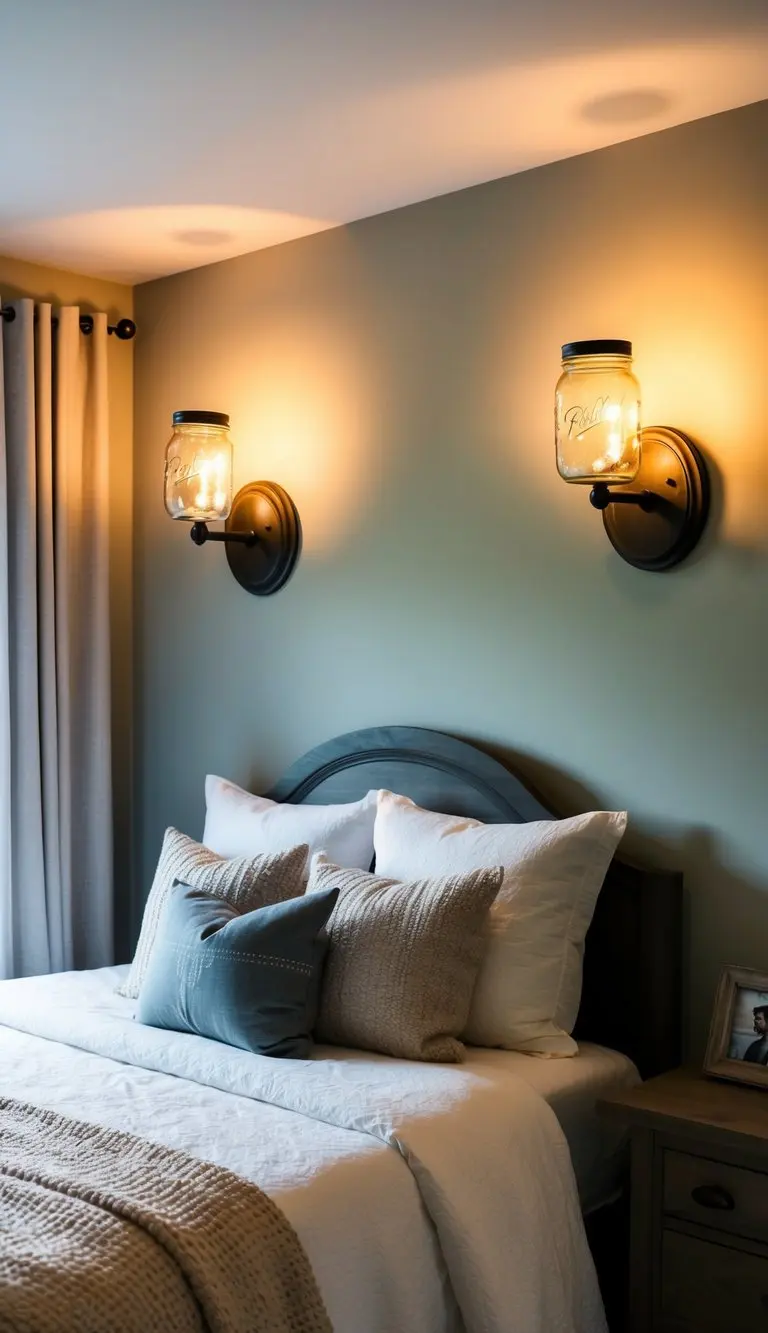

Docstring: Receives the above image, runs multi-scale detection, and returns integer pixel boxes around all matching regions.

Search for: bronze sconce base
[588,427,709,572]
[190,481,301,595]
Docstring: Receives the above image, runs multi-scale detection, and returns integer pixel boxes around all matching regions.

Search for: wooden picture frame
[704,965,768,1089]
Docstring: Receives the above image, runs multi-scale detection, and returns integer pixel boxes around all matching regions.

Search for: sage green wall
[0,254,135,959]
[135,101,767,1054]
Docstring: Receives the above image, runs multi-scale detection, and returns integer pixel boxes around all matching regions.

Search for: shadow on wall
[580,89,674,124]
[599,445,768,604]
[699,449,768,565]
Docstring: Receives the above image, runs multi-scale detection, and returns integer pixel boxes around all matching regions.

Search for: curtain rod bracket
[79,314,136,340]
[0,306,135,340]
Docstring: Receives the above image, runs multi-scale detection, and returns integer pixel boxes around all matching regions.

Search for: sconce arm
[589,482,656,514]
[190,521,258,548]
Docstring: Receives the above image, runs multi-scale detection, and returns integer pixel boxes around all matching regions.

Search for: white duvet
[0,967,607,1333]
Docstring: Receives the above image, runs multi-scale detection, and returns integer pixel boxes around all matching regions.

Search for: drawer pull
[691,1184,735,1211]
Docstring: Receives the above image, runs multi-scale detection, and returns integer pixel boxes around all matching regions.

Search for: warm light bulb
[195,461,211,511]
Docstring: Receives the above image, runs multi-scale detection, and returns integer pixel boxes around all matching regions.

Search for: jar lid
[561,339,632,360]
[172,410,230,428]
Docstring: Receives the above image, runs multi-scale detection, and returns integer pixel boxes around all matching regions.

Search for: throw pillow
[204,776,378,870]
[309,853,503,1062]
[118,828,308,999]
[373,791,627,1056]
[137,885,339,1058]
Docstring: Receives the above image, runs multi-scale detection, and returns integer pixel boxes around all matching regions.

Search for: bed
[0,726,683,1332]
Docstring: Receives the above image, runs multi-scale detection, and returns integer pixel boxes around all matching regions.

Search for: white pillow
[204,776,378,870]
[373,791,627,1057]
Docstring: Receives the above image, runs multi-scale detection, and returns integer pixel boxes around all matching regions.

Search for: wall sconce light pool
[164,411,300,595]
[555,340,709,571]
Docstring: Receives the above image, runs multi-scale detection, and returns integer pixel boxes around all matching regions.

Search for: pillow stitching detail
[169,942,313,975]
[119,834,309,998]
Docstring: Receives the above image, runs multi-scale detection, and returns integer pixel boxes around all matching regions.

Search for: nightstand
[599,1067,768,1333]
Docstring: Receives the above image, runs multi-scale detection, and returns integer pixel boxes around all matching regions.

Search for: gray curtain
[0,300,112,976]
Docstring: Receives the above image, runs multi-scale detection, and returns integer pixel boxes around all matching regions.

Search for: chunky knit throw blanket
[0,1096,332,1333]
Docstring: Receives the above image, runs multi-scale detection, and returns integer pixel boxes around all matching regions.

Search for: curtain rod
[0,306,136,340]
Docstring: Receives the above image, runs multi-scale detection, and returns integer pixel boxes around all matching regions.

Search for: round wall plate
[225,481,301,595]
[602,427,709,571]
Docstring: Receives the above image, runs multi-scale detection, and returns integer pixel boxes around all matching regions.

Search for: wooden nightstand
[599,1067,768,1333]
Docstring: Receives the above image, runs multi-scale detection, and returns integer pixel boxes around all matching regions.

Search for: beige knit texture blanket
[0,1096,332,1333]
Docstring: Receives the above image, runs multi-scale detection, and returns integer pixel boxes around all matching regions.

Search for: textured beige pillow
[118,829,308,999]
[310,854,503,1062]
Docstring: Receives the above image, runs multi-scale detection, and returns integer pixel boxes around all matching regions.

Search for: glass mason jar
[164,410,234,521]
[555,340,641,485]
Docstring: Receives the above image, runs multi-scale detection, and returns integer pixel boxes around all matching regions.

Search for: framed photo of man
[705,965,768,1089]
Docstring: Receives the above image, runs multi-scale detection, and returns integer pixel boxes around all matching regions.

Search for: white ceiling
[1,0,766,285]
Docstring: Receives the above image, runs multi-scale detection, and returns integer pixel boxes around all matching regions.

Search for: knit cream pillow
[118,828,309,999]
[310,854,503,1062]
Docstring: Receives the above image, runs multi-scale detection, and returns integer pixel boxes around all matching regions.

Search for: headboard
[268,725,683,1079]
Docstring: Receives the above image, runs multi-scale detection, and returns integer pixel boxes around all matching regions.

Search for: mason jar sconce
[555,340,709,571]
[164,411,301,595]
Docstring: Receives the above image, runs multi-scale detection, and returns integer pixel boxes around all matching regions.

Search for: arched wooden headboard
[268,725,683,1078]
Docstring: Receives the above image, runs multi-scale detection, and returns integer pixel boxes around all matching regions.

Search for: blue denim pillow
[136,883,339,1058]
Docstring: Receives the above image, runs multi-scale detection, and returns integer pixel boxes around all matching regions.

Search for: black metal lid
[172,410,230,428]
[561,339,632,360]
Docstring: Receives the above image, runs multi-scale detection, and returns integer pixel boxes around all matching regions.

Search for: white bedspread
[0,967,607,1333]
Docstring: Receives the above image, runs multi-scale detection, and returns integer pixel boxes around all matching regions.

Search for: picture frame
[704,965,768,1090]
